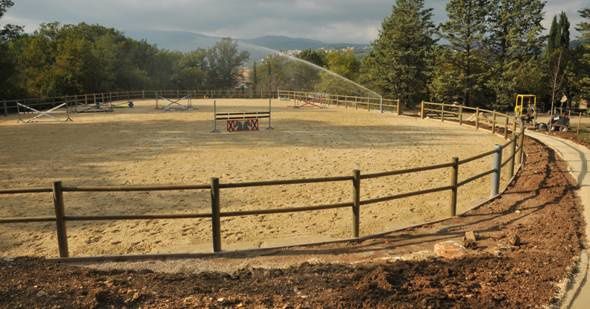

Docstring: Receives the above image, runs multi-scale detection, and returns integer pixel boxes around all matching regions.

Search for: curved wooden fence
[0,92,525,260]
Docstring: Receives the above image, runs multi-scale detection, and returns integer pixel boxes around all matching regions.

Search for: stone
[463,231,478,249]
[36,290,48,297]
[434,241,468,259]
[508,233,521,246]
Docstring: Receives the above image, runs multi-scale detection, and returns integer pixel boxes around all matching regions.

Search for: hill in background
[125,30,369,60]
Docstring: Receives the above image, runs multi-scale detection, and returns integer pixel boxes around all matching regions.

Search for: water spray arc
[238,41,384,113]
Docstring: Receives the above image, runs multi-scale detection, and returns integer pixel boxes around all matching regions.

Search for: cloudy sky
[2,0,587,43]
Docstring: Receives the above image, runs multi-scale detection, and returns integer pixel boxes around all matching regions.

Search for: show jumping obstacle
[291,94,327,109]
[17,102,73,123]
[155,95,193,111]
[211,100,272,132]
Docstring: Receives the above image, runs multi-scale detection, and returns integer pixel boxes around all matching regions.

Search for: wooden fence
[0,96,525,260]
[0,89,279,116]
[278,90,401,114]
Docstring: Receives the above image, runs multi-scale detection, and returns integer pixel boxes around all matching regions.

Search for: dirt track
[0,137,584,308]
[0,99,509,257]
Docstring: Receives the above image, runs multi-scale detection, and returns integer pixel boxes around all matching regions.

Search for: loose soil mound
[0,138,583,307]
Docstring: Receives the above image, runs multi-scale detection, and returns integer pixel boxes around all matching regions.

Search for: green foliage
[485,0,546,109]
[255,55,320,93]
[577,8,590,100]
[438,0,489,106]
[360,0,436,106]
[546,12,573,112]
[0,20,249,99]
[298,49,327,67]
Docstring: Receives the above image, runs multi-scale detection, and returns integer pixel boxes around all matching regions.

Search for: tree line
[260,0,589,110]
[360,0,590,110]
[1,0,589,111]
[0,1,249,99]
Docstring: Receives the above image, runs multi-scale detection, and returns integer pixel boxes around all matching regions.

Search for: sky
[1,0,587,44]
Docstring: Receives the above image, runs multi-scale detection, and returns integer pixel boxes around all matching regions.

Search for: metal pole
[450,157,458,217]
[212,100,218,132]
[352,169,361,238]
[52,181,69,258]
[210,177,221,253]
[267,97,273,130]
[491,145,502,197]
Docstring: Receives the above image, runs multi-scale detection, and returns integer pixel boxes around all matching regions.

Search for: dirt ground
[0,99,510,257]
[0,137,583,308]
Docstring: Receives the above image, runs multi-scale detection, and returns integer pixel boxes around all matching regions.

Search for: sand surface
[0,99,509,257]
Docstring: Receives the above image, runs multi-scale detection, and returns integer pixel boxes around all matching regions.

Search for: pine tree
[576,8,590,100]
[486,0,545,109]
[361,0,435,106]
[251,60,257,96]
[547,12,571,114]
[439,0,489,106]
[547,16,559,55]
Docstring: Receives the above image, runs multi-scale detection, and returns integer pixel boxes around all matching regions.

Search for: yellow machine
[514,94,537,123]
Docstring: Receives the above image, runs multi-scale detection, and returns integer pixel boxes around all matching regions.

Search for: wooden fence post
[512,119,517,136]
[441,104,445,122]
[577,112,582,136]
[450,157,459,217]
[491,145,502,197]
[492,111,496,133]
[396,100,401,116]
[475,107,480,130]
[518,125,526,167]
[459,106,463,125]
[2,101,7,117]
[420,101,425,119]
[504,116,509,139]
[210,177,221,253]
[509,134,517,178]
[352,170,361,238]
[52,181,69,258]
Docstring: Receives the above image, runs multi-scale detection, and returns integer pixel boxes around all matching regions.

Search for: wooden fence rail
[0,98,525,260]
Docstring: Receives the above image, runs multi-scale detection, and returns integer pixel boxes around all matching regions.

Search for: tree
[206,38,249,89]
[0,0,23,98]
[547,12,572,115]
[297,49,327,67]
[361,0,435,106]
[172,49,208,90]
[486,0,545,109]
[316,50,362,95]
[576,8,590,101]
[439,0,489,106]
[251,60,258,94]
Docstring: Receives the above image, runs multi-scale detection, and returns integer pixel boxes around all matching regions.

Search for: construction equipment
[514,94,537,124]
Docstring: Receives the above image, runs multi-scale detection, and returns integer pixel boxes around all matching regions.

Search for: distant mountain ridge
[125,30,369,60]
[242,35,368,51]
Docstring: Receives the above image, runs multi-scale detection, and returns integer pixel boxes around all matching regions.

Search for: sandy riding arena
[0,99,509,257]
